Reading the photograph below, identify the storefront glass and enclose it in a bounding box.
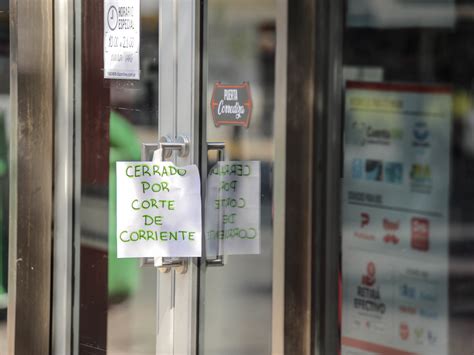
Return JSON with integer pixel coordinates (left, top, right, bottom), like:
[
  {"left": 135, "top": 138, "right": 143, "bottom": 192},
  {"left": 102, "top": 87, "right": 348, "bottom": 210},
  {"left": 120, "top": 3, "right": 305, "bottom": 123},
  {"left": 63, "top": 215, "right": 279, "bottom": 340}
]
[
  {"left": 341, "top": 1, "right": 474, "bottom": 354},
  {"left": 199, "top": 0, "right": 276, "bottom": 354},
  {"left": 78, "top": 1, "right": 158, "bottom": 353}
]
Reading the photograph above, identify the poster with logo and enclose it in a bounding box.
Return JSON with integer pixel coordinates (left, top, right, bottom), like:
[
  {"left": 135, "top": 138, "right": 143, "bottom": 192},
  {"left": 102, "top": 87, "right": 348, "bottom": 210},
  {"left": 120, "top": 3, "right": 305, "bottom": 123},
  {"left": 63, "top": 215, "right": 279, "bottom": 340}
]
[
  {"left": 347, "top": 0, "right": 455, "bottom": 28},
  {"left": 210, "top": 82, "right": 253, "bottom": 128},
  {"left": 341, "top": 81, "right": 451, "bottom": 355}
]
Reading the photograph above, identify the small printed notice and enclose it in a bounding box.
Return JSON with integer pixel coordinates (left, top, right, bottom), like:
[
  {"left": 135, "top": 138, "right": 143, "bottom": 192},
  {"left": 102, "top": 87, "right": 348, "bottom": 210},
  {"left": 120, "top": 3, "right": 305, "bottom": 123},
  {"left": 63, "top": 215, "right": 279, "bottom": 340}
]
[
  {"left": 116, "top": 161, "right": 202, "bottom": 258},
  {"left": 104, "top": 0, "right": 140, "bottom": 80},
  {"left": 211, "top": 82, "right": 253, "bottom": 128},
  {"left": 205, "top": 161, "right": 260, "bottom": 255}
]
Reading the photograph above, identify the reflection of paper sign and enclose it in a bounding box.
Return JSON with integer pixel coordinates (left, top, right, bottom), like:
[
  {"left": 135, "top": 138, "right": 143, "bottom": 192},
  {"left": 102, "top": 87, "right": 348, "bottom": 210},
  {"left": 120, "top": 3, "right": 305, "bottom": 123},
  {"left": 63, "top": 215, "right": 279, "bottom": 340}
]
[
  {"left": 116, "top": 161, "right": 201, "bottom": 258},
  {"left": 104, "top": 0, "right": 140, "bottom": 80},
  {"left": 211, "top": 82, "right": 253, "bottom": 128},
  {"left": 205, "top": 161, "right": 260, "bottom": 255},
  {"left": 347, "top": 0, "right": 455, "bottom": 28},
  {"left": 341, "top": 82, "right": 451, "bottom": 355}
]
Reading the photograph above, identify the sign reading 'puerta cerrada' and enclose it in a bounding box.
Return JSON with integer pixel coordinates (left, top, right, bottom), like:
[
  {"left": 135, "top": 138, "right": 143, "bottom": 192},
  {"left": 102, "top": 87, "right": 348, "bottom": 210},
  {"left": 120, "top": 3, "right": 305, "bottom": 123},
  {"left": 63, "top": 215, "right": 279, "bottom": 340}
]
[{"left": 211, "top": 82, "right": 253, "bottom": 128}]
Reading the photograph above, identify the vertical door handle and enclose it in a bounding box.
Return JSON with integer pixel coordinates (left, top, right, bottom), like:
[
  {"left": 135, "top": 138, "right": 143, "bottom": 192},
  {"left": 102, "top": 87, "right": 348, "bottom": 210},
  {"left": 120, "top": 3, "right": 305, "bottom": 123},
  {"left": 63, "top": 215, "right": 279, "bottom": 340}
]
[
  {"left": 139, "top": 136, "right": 190, "bottom": 274},
  {"left": 205, "top": 142, "right": 226, "bottom": 266}
]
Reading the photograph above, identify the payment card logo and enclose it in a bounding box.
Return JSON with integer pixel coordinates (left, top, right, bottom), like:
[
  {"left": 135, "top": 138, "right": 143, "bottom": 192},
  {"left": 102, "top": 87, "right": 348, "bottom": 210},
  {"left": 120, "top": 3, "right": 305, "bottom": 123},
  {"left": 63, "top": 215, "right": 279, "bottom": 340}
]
[{"left": 411, "top": 217, "right": 429, "bottom": 251}]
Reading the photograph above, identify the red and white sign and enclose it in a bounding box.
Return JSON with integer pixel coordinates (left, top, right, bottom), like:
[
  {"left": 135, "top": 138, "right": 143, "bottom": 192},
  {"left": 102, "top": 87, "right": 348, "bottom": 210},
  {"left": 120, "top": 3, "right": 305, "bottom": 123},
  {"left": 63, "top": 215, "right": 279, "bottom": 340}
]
[
  {"left": 342, "top": 81, "right": 451, "bottom": 355},
  {"left": 210, "top": 82, "right": 253, "bottom": 128}
]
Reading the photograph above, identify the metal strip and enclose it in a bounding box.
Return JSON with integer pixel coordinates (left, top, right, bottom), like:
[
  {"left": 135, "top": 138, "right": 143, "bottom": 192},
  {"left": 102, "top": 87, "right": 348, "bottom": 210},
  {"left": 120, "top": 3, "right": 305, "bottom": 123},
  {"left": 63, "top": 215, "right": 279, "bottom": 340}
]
[
  {"left": 7, "top": 0, "right": 19, "bottom": 351},
  {"left": 8, "top": 0, "right": 54, "bottom": 353},
  {"left": 197, "top": 0, "right": 208, "bottom": 352},
  {"left": 284, "top": 0, "right": 316, "bottom": 354},
  {"left": 156, "top": 1, "right": 177, "bottom": 353},
  {"left": 272, "top": 0, "right": 288, "bottom": 353},
  {"left": 72, "top": 0, "right": 82, "bottom": 353},
  {"left": 159, "top": 0, "right": 177, "bottom": 137},
  {"left": 312, "top": 0, "right": 343, "bottom": 353},
  {"left": 52, "top": 0, "right": 75, "bottom": 353},
  {"left": 173, "top": 0, "right": 200, "bottom": 353},
  {"left": 321, "top": 0, "right": 343, "bottom": 352},
  {"left": 157, "top": 0, "right": 201, "bottom": 353}
]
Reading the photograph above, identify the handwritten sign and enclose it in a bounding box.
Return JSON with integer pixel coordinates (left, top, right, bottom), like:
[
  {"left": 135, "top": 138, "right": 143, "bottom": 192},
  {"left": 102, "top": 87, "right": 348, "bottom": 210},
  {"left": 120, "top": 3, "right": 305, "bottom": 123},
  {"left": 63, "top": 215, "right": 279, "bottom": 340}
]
[
  {"left": 116, "top": 161, "right": 202, "bottom": 258},
  {"left": 205, "top": 161, "right": 260, "bottom": 255},
  {"left": 104, "top": 0, "right": 140, "bottom": 80},
  {"left": 210, "top": 82, "right": 253, "bottom": 128}
]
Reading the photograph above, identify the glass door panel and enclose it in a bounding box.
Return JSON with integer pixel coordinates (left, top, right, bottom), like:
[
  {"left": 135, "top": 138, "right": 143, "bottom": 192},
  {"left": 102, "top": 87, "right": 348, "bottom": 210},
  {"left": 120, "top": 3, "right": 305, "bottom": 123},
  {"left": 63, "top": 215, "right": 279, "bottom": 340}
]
[
  {"left": 77, "top": 1, "right": 158, "bottom": 353},
  {"left": 200, "top": 1, "right": 276, "bottom": 354}
]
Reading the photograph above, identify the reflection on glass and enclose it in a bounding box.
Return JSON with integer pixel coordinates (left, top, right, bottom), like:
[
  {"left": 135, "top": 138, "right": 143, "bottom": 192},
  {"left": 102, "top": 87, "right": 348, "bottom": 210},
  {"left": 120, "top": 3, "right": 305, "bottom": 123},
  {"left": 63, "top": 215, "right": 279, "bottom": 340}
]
[
  {"left": 205, "top": 161, "right": 261, "bottom": 257},
  {"left": 341, "top": 1, "right": 474, "bottom": 354},
  {"left": 341, "top": 82, "right": 451, "bottom": 354},
  {"left": 201, "top": 0, "right": 275, "bottom": 354}
]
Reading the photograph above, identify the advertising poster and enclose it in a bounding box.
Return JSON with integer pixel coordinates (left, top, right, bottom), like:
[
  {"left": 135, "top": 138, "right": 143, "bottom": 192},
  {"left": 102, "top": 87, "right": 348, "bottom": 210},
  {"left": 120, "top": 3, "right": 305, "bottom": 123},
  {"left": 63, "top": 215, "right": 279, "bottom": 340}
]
[
  {"left": 341, "top": 81, "right": 452, "bottom": 355},
  {"left": 347, "top": 0, "right": 455, "bottom": 29}
]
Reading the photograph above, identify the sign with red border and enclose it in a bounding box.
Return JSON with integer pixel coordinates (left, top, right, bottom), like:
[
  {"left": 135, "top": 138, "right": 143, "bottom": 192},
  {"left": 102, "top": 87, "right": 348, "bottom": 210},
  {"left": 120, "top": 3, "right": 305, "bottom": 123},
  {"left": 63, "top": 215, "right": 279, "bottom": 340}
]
[{"left": 210, "top": 82, "right": 252, "bottom": 128}]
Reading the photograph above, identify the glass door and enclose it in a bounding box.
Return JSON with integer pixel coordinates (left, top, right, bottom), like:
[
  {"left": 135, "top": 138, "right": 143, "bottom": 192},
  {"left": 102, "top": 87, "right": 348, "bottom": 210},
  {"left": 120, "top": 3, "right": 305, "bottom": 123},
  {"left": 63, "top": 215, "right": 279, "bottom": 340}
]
[
  {"left": 198, "top": 1, "right": 277, "bottom": 354},
  {"left": 77, "top": 0, "right": 201, "bottom": 353},
  {"left": 75, "top": 0, "right": 281, "bottom": 353},
  {"left": 153, "top": 1, "right": 280, "bottom": 353}
]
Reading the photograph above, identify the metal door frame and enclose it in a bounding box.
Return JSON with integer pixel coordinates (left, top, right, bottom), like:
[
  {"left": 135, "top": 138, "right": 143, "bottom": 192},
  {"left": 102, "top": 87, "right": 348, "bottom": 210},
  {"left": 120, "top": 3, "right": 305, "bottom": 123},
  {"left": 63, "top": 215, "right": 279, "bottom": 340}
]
[
  {"left": 273, "top": 0, "right": 287, "bottom": 353},
  {"left": 312, "top": 0, "right": 344, "bottom": 353},
  {"left": 53, "top": 0, "right": 77, "bottom": 352},
  {"left": 157, "top": 0, "right": 201, "bottom": 353},
  {"left": 8, "top": 0, "right": 55, "bottom": 353}
]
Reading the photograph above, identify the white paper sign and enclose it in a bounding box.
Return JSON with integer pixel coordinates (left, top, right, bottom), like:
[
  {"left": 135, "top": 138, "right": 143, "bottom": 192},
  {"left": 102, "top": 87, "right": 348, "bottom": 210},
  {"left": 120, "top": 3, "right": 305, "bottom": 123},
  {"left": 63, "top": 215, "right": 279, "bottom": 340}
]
[
  {"left": 104, "top": 0, "right": 140, "bottom": 80},
  {"left": 116, "top": 161, "right": 202, "bottom": 258},
  {"left": 205, "top": 161, "right": 261, "bottom": 255}
]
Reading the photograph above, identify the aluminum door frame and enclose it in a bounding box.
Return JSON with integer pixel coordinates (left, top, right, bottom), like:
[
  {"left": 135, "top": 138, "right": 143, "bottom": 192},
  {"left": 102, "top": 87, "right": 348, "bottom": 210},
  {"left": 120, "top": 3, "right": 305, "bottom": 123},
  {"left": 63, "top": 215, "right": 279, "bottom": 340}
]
[
  {"left": 312, "top": 0, "right": 344, "bottom": 353},
  {"left": 8, "top": 0, "right": 54, "bottom": 353},
  {"left": 53, "top": 0, "right": 77, "bottom": 353},
  {"left": 273, "top": 0, "right": 287, "bottom": 353},
  {"left": 157, "top": 0, "right": 201, "bottom": 353}
]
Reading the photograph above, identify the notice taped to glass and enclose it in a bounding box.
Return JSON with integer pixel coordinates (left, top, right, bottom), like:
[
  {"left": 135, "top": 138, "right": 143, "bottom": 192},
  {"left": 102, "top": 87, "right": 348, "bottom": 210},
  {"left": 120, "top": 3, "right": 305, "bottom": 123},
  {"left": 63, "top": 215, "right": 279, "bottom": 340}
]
[
  {"left": 104, "top": 0, "right": 140, "bottom": 80},
  {"left": 116, "top": 161, "right": 202, "bottom": 258},
  {"left": 341, "top": 81, "right": 452, "bottom": 355},
  {"left": 211, "top": 82, "right": 252, "bottom": 128}
]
